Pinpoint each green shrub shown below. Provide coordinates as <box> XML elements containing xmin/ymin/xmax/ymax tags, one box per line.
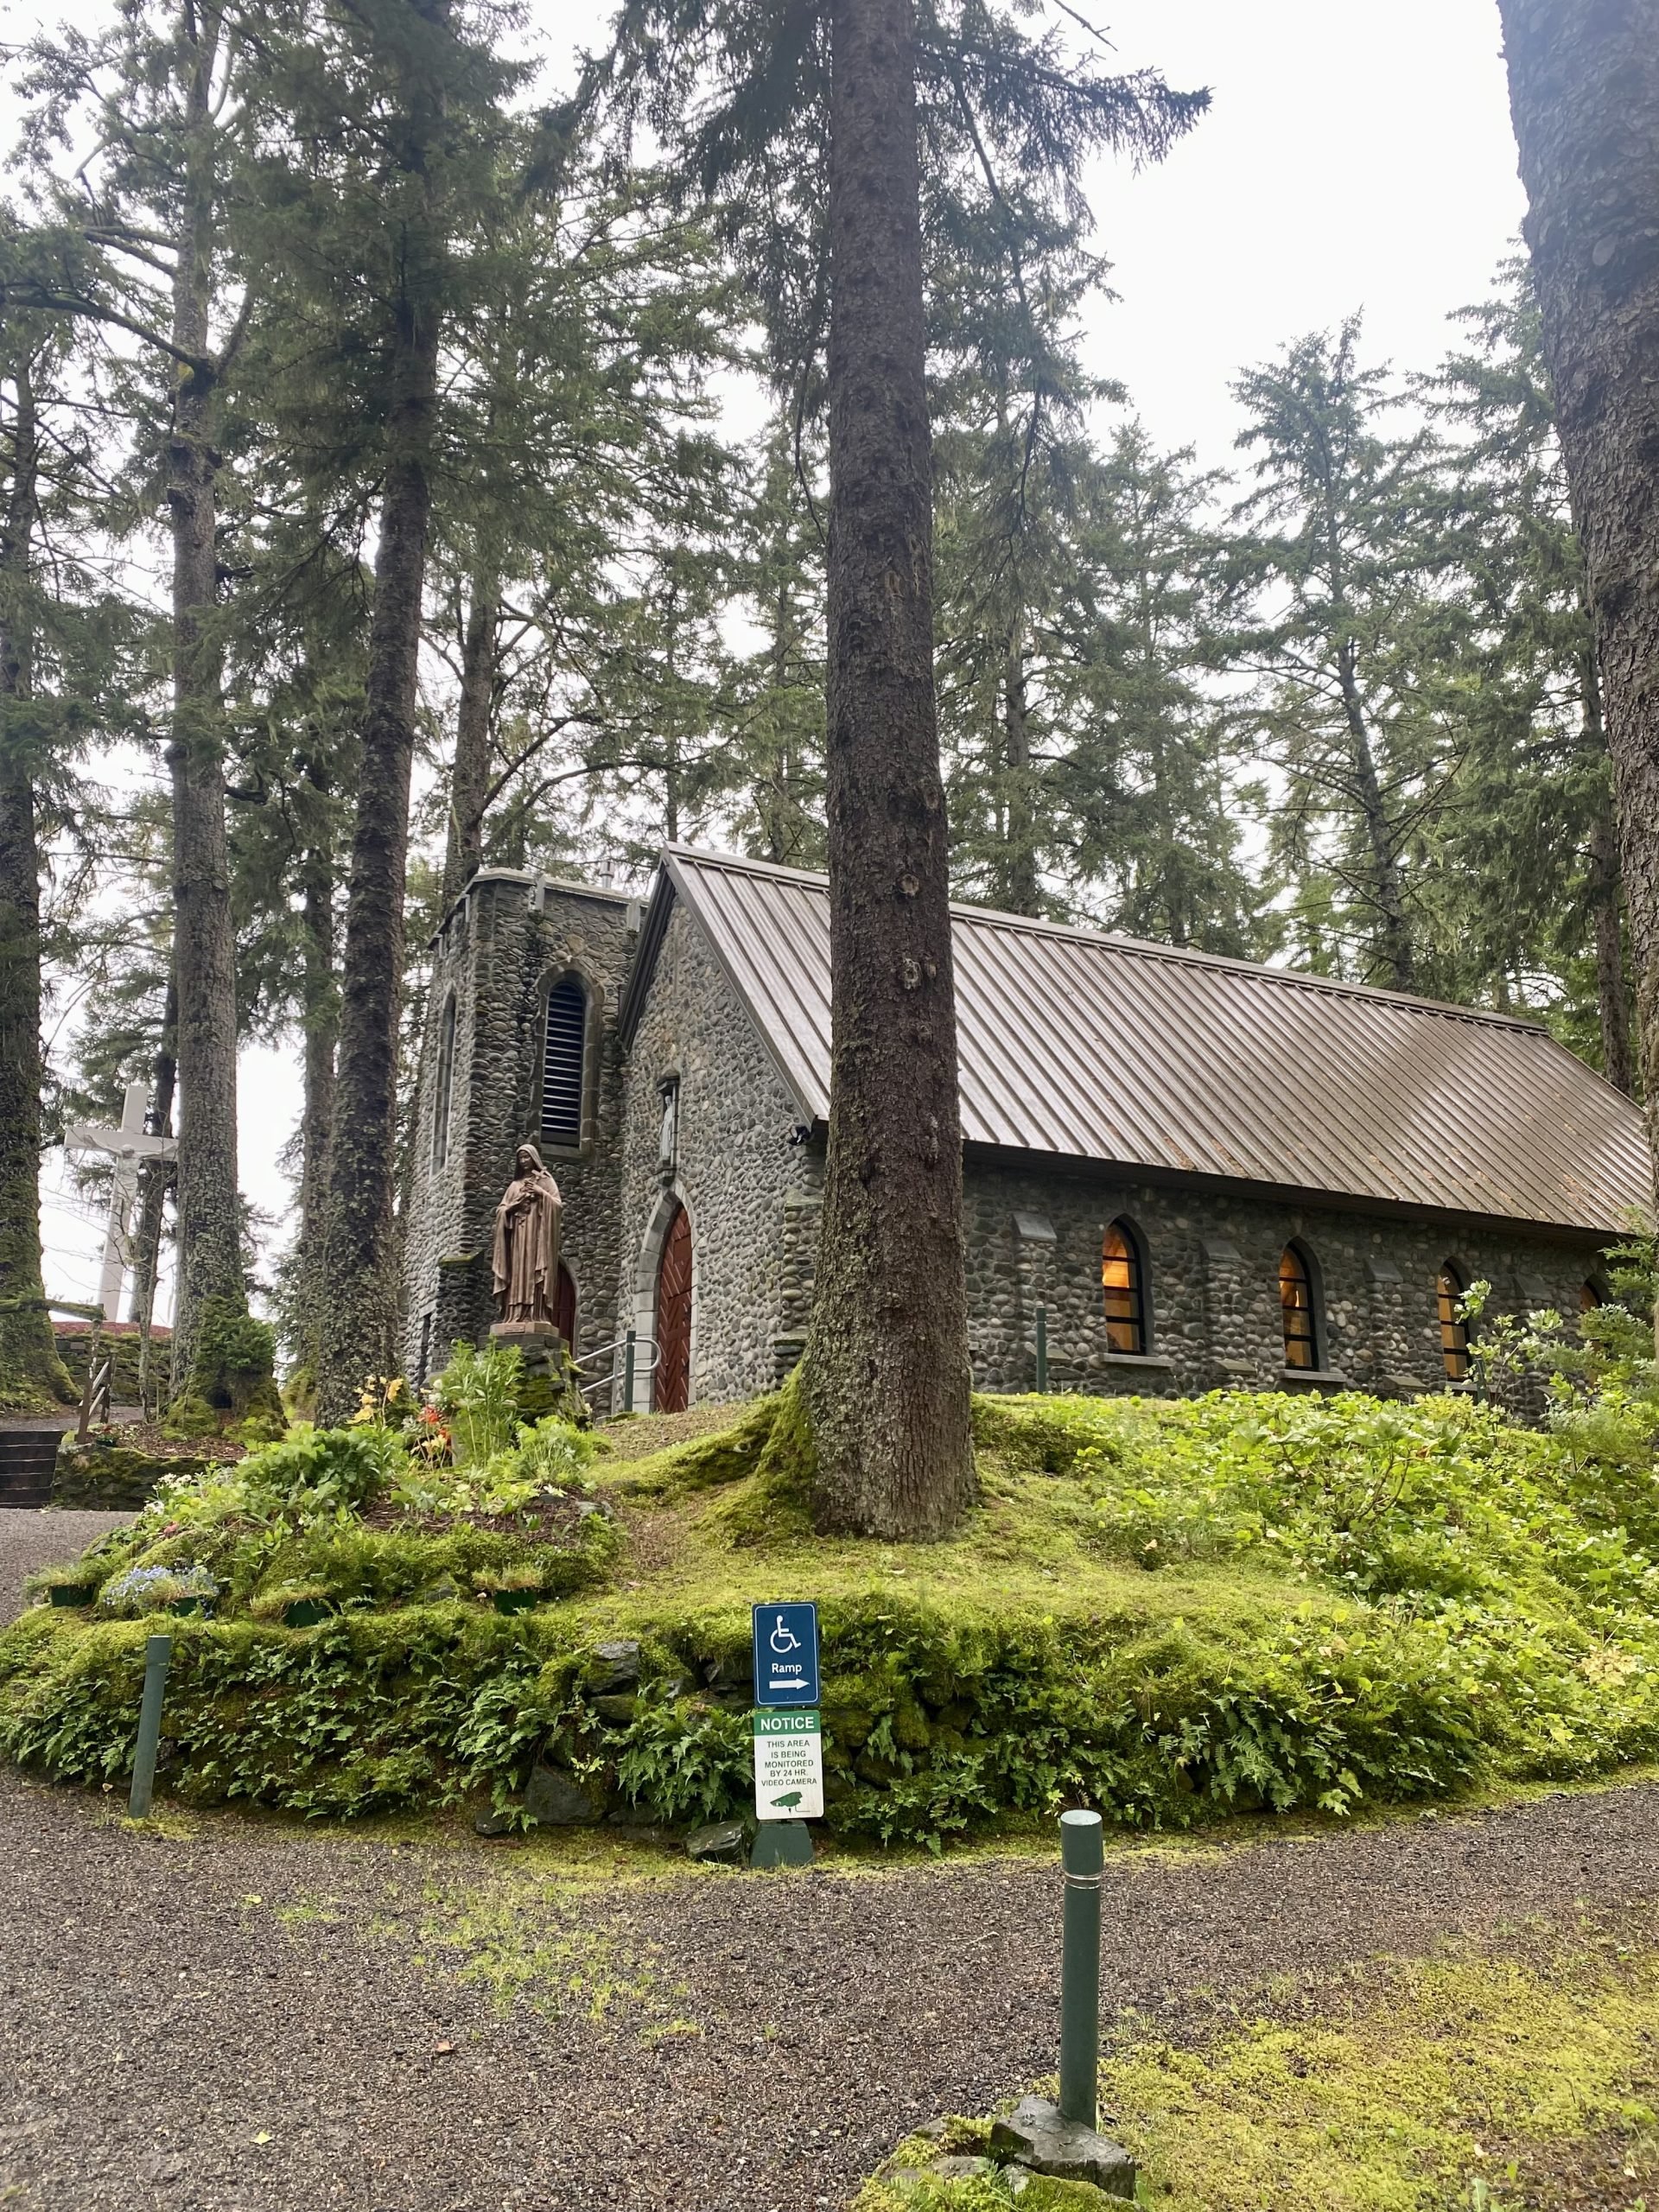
<box><xmin>236</xmin><ymin>1424</ymin><xmax>403</xmax><ymax>1521</ymax></box>
<box><xmin>433</xmin><ymin>1341</ymin><xmax>524</xmax><ymax>1465</ymax></box>
<box><xmin>10</xmin><ymin>1385</ymin><xmax>1659</xmax><ymax>1844</ymax></box>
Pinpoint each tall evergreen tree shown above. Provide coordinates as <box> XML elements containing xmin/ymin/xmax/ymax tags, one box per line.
<box><xmin>0</xmin><ymin>330</ymin><xmax>73</xmax><ymax>1407</ymax></box>
<box><xmin>1496</xmin><ymin>1</ymin><xmax>1659</xmax><ymax>1203</ymax></box>
<box><xmin>1429</xmin><ymin>259</ymin><xmax>1635</xmax><ymax>1087</ymax></box>
<box><xmin>579</xmin><ymin>0</ymin><xmax>1205</xmax><ymax>1535</ymax></box>
<box><xmin>421</xmin><ymin>170</ymin><xmax>733</xmax><ymax>903</ymax></box>
<box><xmin>1224</xmin><ymin>320</ymin><xmax>1465</xmax><ymax>992</ymax></box>
<box><xmin>236</xmin><ymin>0</ymin><xmax>524</xmax><ymax>1419</ymax></box>
<box><xmin>1060</xmin><ymin>425</ymin><xmax>1254</xmax><ymax>950</ymax></box>
<box><xmin>725</xmin><ymin>418</ymin><xmax>827</xmax><ymax>868</ymax></box>
<box><xmin>10</xmin><ymin>3</ymin><xmax>273</xmax><ymax>1414</ymax></box>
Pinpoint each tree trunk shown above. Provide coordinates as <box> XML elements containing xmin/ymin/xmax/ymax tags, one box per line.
<box><xmin>996</xmin><ymin>627</ymin><xmax>1042</xmax><ymax>916</ymax></box>
<box><xmin>128</xmin><ymin>970</ymin><xmax>177</xmax><ymax>1332</ymax></box>
<box><xmin>1336</xmin><ymin>639</ymin><xmax>1416</xmax><ymax>991</ymax></box>
<box><xmin>442</xmin><ymin>580</ymin><xmax>495</xmax><ymax>909</ymax></box>
<box><xmin>315</xmin><ymin>19</ymin><xmax>447</xmax><ymax>1420</ymax></box>
<box><xmin>165</xmin><ymin>4</ymin><xmax>249</xmax><ymax>1402</ymax></box>
<box><xmin>291</xmin><ymin>849</ymin><xmax>337</xmax><ymax>1387</ymax></box>
<box><xmin>804</xmin><ymin>0</ymin><xmax>974</xmax><ymax>1538</ymax></box>
<box><xmin>1576</xmin><ymin>635</ymin><xmax>1636</xmax><ymax>1096</ymax></box>
<box><xmin>0</xmin><ymin>363</ymin><xmax>74</xmax><ymax>1408</ymax></box>
<box><xmin>1497</xmin><ymin>0</ymin><xmax>1659</xmax><ymax>1189</ymax></box>
<box><xmin>1588</xmin><ymin>800</ymin><xmax>1635</xmax><ymax>1096</ymax></box>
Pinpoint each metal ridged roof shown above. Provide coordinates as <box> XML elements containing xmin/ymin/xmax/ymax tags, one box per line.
<box><xmin>641</xmin><ymin>846</ymin><xmax>1651</xmax><ymax>1236</ymax></box>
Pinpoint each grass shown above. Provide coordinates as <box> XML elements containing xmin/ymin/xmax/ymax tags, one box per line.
<box><xmin>855</xmin><ymin>1909</ymin><xmax>1659</xmax><ymax>2211</ymax></box>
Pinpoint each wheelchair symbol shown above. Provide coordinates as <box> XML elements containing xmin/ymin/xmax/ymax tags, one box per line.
<box><xmin>768</xmin><ymin>1614</ymin><xmax>803</xmax><ymax>1656</ymax></box>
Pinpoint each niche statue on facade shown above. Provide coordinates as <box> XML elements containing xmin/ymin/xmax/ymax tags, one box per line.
<box><xmin>491</xmin><ymin>1142</ymin><xmax>563</xmax><ymax>1330</ymax></box>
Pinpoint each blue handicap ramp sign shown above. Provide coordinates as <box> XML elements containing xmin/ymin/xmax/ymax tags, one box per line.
<box><xmin>753</xmin><ymin>1601</ymin><xmax>820</xmax><ymax>1707</ymax></box>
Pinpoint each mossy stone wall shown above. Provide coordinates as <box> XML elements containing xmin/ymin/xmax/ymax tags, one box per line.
<box><xmin>52</xmin><ymin>1440</ymin><xmax>210</xmax><ymax>1511</ymax></box>
<box><xmin>402</xmin><ymin>871</ymin><xmax>639</xmax><ymax>1387</ymax></box>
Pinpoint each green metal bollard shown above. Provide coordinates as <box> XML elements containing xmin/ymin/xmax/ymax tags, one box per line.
<box><xmin>1058</xmin><ymin>1808</ymin><xmax>1104</xmax><ymax>2126</ymax></box>
<box><xmin>1035</xmin><ymin>1304</ymin><xmax>1049</xmax><ymax>1394</ymax></box>
<box><xmin>624</xmin><ymin>1328</ymin><xmax>637</xmax><ymax>1414</ymax></box>
<box><xmin>128</xmin><ymin>1632</ymin><xmax>173</xmax><ymax>1820</ymax></box>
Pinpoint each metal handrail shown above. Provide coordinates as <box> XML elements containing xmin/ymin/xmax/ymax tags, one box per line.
<box><xmin>572</xmin><ymin>1329</ymin><xmax>658</xmax><ymax>1412</ymax></box>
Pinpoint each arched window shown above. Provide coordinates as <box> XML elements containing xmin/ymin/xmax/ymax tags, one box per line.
<box><xmin>1580</xmin><ymin>1280</ymin><xmax>1604</xmax><ymax>1315</ymax></box>
<box><xmin>1437</xmin><ymin>1262</ymin><xmax>1469</xmax><ymax>1382</ymax></box>
<box><xmin>431</xmin><ymin>992</ymin><xmax>457</xmax><ymax>1169</ymax></box>
<box><xmin>1279</xmin><ymin>1244</ymin><xmax>1319</xmax><ymax>1370</ymax></box>
<box><xmin>540</xmin><ymin>976</ymin><xmax>588</xmax><ymax>1147</ymax></box>
<box><xmin>1102</xmin><ymin>1220</ymin><xmax>1147</xmax><ymax>1354</ymax></box>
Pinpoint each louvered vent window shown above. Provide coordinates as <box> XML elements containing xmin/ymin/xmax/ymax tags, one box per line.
<box><xmin>541</xmin><ymin>978</ymin><xmax>587</xmax><ymax>1145</ymax></box>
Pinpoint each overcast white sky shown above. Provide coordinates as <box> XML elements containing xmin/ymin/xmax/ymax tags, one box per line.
<box><xmin>30</xmin><ymin>0</ymin><xmax>1529</xmax><ymax>1321</ymax></box>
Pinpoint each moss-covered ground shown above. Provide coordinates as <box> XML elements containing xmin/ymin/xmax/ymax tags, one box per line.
<box><xmin>7</xmin><ymin>1382</ymin><xmax>1659</xmax><ymax>1844</ymax></box>
<box><xmin>855</xmin><ymin>1906</ymin><xmax>1659</xmax><ymax>2210</ymax></box>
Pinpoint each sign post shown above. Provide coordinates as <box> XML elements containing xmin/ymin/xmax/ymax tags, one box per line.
<box><xmin>751</xmin><ymin>1601</ymin><xmax>821</xmax><ymax>1867</ymax></box>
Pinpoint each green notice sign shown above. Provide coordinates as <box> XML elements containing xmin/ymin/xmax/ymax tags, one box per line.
<box><xmin>752</xmin><ymin>1707</ymin><xmax>823</xmax><ymax>1821</ymax></box>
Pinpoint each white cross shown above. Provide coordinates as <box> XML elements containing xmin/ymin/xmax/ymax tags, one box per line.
<box><xmin>63</xmin><ymin>1082</ymin><xmax>179</xmax><ymax>1321</ymax></box>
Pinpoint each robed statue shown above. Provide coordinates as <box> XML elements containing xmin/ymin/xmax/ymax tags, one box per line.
<box><xmin>492</xmin><ymin>1143</ymin><xmax>563</xmax><ymax>1328</ymax></box>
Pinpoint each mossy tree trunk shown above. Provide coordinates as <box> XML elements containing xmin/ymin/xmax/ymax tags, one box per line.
<box><xmin>1577</xmin><ymin>639</ymin><xmax>1636</xmax><ymax>1096</ymax></box>
<box><xmin>1498</xmin><ymin>0</ymin><xmax>1659</xmax><ymax>1228</ymax></box>
<box><xmin>442</xmin><ymin>576</ymin><xmax>497</xmax><ymax>911</ymax></box>
<box><xmin>0</xmin><ymin>359</ymin><xmax>74</xmax><ymax>1410</ymax></box>
<box><xmin>164</xmin><ymin>4</ymin><xmax>264</xmax><ymax>1418</ymax></box>
<box><xmin>315</xmin><ymin>10</ymin><xmax>448</xmax><ymax>1424</ymax></box>
<box><xmin>290</xmin><ymin>842</ymin><xmax>338</xmax><ymax>1392</ymax></box>
<box><xmin>803</xmin><ymin>0</ymin><xmax>975</xmax><ymax>1540</ymax></box>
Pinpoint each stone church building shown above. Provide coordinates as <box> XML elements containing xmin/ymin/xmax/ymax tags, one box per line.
<box><xmin>404</xmin><ymin>845</ymin><xmax>1649</xmax><ymax>1413</ymax></box>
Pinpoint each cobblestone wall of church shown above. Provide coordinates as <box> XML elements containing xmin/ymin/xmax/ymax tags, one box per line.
<box><xmin>401</xmin><ymin>871</ymin><xmax>639</xmax><ymax>1388</ymax></box>
<box><xmin>615</xmin><ymin>906</ymin><xmax>812</xmax><ymax>1408</ymax></box>
<box><xmin>404</xmin><ymin>876</ymin><xmax>1613</xmax><ymax>1413</ymax></box>
<box><xmin>954</xmin><ymin>1163</ymin><xmax>1608</xmax><ymax>1400</ymax></box>
<box><xmin>718</xmin><ymin>1153</ymin><xmax>1605</xmax><ymax>1406</ymax></box>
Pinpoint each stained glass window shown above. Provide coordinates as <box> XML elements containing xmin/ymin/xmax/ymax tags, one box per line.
<box><xmin>1438</xmin><ymin>1264</ymin><xmax>1469</xmax><ymax>1382</ymax></box>
<box><xmin>1103</xmin><ymin>1221</ymin><xmax>1146</xmax><ymax>1354</ymax></box>
<box><xmin>1280</xmin><ymin>1245</ymin><xmax>1318</xmax><ymax>1370</ymax></box>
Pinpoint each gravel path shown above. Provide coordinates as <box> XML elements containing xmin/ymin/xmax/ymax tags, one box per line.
<box><xmin>5</xmin><ymin>1504</ymin><xmax>1659</xmax><ymax>2210</ymax></box>
<box><xmin>0</xmin><ymin>1505</ymin><xmax>132</xmax><ymax>1620</ymax></box>
<box><xmin>3</xmin><ymin>1761</ymin><xmax>1659</xmax><ymax>2212</ymax></box>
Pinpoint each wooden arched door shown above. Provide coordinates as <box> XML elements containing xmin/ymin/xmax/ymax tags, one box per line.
<box><xmin>655</xmin><ymin>1204</ymin><xmax>691</xmax><ymax>1413</ymax></box>
<box><xmin>553</xmin><ymin>1262</ymin><xmax>577</xmax><ymax>1351</ymax></box>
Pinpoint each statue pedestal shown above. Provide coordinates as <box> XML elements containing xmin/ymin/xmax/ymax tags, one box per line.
<box><xmin>490</xmin><ymin>1319</ymin><xmax>563</xmax><ymax>1354</ymax></box>
<box><xmin>489</xmin><ymin>1321</ymin><xmax>585</xmax><ymax>1424</ymax></box>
